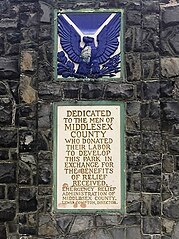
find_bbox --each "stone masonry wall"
[0,0,179,238]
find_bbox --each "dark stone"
[160,80,174,98]
[0,202,16,222]
[142,164,161,176]
[142,57,159,79]
[21,27,39,45]
[8,221,17,233]
[169,173,179,196]
[142,176,161,193]
[125,26,142,52]
[142,133,161,153]
[0,82,8,95]
[39,25,51,41]
[126,53,141,81]
[162,5,179,25]
[0,224,6,239]
[37,132,49,151]
[38,161,51,184]
[163,198,179,219]
[0,163,16,183]
[19,130,36,152]
[169,31,179,55]
[0,98,13,126]
[7,185,16,200]
[19,12,39,27]
[126,10,141,25]
[0,33,4,54]
[0,57,19,78]
[6,32,21,43]
[56,215,74,233]
[151,195,161,216]
[173,221,179,239]
[127,134,141,153]
[142,29,159,52]
[18,105,36,118]
[143,217,161,234]
[0,186,5,199]
[142,153,161,166]
[108,228,125,239]
[63,82,80,99]
[126,227,141,239]
[141,194,151,216]
[19,226,37,235]
[39,82,62,99]
[38,63,52,82]
[19,187,37,212]
[167,137,179,154]
[143,14,159,31]
[127,153,141,171]
[38,103,51,128]
[142,81,160,100]
[81,83,104,99]
[142,0,159,13]
[0,150,8,160]
[162,155,174,173]
[161,102,179,122]
[127,173,141,192]
[122,215,141,225]
[39,42,53,64]
[105,83,134,100]
[175,155,179,171]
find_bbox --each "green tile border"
[53,9,125,82]
[53,100,126,214]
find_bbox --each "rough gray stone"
[56,215,74,233]
[40,1,51,23]
[108,228,125,239]
[0,202,16,222]
[70,216,93,233]
[0,57,19,78]
[162,5,179,25]
[126,227,141,239]
[143,217,161,234]
[126,53,142,81]
[38,214,59,236]
[39,82,62,99]
[161,58,179,77]
[81,83,104,99]
[0,130,17,148]
[0,163,16,183]
[163,198,179,219]
[19,187,37,212]
[172,221,179,239]
[105,83,134,100]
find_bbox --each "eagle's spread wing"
[58,15,81,63]
[95,13,121,64]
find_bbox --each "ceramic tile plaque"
[53,102,125,212]
[55,10,123,80]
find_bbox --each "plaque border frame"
[53,101,126,214]
[53,8,125,82]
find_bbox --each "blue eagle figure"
[58,14,120,78]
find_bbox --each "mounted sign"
[53,101,125,213]
[54,10,124,80]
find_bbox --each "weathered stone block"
[172,221,179,239]
[19,130,36,152]
[6,31,21,43]
[0,186,5,199]
[127,153,141,171]
[125,26,142,52]
[108,228,125,239]
[38,103,51,128]
[142,29,159,52]
[0,163,16,183]
[142,164,161,176]
[0,202,16,222]
[162,5,179,25]
[21,51,37,72]
[160,80,174,97]
[0,98,13,126]
[126,53,141,81]
[105,83,134,99]
[163,198,179,219]
[0,18,18,29]
[81,83,104,99]
[161,102,179,131]
[38,63,52,82]
[162,155,174,173]
[126,227,141,239]
[151,194,161,216]
[63,82,80,99]
[40,2,51,23]
[143,217,161,234]
[142,176,161,193]
[0,57,19,78]
[0,82,8,95]
[143,14,159,31]
[0,130,17,148]
[38,214,58,236]
[142,133,161,153]
[142,81,160,100]
[70,216,93,233]
[39,82,62,99]
[0,150,8,160]
[126,10,141,25]
[38,161,51,184]
[161,57,179,77]
[142,0,159,13]
[7,185,16,200]
[142,56,159,79]
[19,187,37,212]
[0,224,6,239]
[19,12,39,27]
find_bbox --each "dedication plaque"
[53,101,125,212]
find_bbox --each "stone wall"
[0,0,179,238]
